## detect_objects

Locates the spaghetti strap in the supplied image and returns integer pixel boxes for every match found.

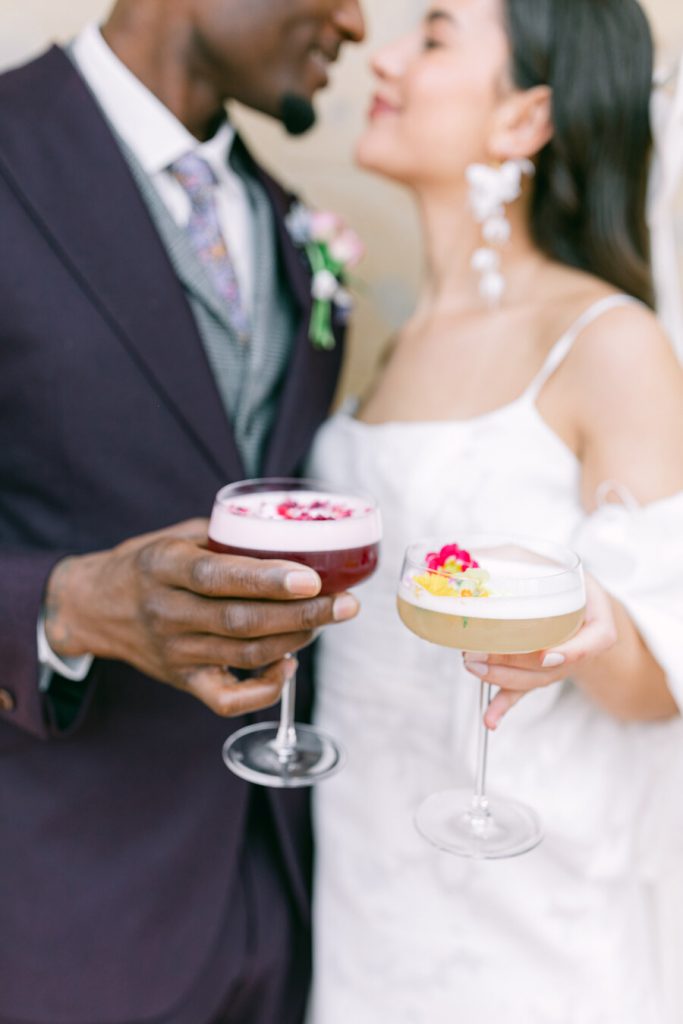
[525,294,641,402]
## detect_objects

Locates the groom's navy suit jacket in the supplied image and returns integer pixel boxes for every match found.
[0,47,344,1023]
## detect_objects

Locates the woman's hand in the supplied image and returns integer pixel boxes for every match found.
[462,574,618,730]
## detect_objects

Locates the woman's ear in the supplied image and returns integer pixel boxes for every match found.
[489,85,553,162]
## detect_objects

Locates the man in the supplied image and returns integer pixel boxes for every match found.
[0,1,365,1022]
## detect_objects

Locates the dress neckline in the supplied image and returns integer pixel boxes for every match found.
[346,293,637,434]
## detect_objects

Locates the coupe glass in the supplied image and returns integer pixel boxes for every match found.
[397,534,585,858]
[209,477,381,788]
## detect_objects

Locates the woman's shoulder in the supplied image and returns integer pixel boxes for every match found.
[533,264,683,504]
[540,266,679,387]
[563,292,680,401]
[551,277,683,505]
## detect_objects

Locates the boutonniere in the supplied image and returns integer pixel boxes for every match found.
[285,202,364,350]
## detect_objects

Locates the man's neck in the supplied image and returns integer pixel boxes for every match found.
[101,16,224,141]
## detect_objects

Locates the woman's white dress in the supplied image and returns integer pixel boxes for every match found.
[305,296,683,1024]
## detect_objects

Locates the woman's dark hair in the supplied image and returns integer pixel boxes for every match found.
[505,0,655,306]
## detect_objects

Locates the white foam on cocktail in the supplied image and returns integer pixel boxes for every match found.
[399,556,585,619]
[210,490,382,552]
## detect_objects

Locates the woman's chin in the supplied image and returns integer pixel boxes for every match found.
[354,138,406,183]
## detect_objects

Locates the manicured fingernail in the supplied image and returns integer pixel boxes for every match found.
[464,661,488,677]
[333,594,360,621]
[285,570,320,596]
[542,652,566,668]
[463,652,488,663]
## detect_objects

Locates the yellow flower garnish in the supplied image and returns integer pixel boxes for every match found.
[414,571,456,597]
[414,566,491,599]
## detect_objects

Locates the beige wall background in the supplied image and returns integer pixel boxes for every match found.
[2,0,681,398]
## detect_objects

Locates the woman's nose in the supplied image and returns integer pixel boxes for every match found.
[370,32,414,81]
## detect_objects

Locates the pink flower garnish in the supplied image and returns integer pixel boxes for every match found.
[276,499,356,522]
[425,543,479,573]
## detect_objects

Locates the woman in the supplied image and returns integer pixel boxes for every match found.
[306,1,683,1021]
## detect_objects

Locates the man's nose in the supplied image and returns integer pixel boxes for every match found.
[334,0,366,43]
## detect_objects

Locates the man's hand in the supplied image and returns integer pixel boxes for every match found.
[44,518,359,717]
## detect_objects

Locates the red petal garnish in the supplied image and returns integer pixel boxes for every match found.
[425,543,479,572]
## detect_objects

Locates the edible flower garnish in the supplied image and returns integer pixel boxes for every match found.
[415,542,491,598]
[228,499,358,522]
[275,499,355,521]
[425,543,479,573]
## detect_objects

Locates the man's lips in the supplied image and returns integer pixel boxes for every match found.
[308,45,339,87]
[369,95,400,120]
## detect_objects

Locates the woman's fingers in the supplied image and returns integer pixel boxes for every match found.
[485,689,526,730]
[546,578,618,665]
[463,657,562,691]
[462,575,619,729]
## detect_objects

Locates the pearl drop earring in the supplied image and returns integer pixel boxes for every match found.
[466,158,535,307]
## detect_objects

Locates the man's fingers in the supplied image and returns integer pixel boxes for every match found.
[161,517,212,542]
[185,657,298,718]
[119,518,210,554]
[165,630,317,669]
[144,588,359,640]
[149,543,323,600]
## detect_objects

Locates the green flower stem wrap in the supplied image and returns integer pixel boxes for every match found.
[305,241,345,351]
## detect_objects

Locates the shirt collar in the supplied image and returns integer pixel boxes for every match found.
[71,23,236,177]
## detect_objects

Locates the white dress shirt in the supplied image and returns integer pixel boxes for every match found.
[38,23,257,688]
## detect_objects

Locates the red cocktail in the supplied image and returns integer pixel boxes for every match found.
[209,478,382,787]
[208,542,379,595]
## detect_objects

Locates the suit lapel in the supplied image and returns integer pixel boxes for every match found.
[0,48,347,485]
[246,158,346,477]
[0,47,245,483]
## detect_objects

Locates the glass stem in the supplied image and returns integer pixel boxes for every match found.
[272,670,298,762]
[472,681,493,824]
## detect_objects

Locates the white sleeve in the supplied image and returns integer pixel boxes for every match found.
[572,489,683,709]
[37,609,94,693]
[573,490,683,878]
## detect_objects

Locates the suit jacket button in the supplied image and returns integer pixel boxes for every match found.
[0,688,16,712]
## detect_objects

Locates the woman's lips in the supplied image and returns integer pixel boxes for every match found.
[369,95,400,120]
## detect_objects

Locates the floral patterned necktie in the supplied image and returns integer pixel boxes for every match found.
[169,151,250,343]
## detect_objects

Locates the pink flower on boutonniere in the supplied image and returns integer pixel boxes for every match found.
[285,201,365,350]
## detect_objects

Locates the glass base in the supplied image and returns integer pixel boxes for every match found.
[415,788,543,859]
[222,722,344,788]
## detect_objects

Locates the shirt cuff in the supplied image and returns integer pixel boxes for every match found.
[37,611,94,693]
